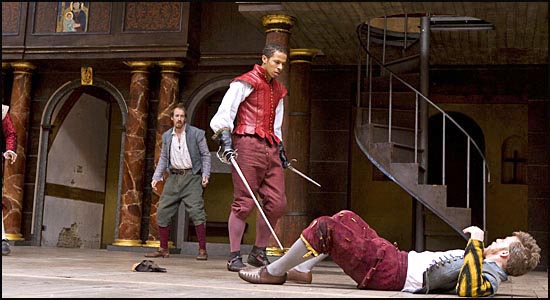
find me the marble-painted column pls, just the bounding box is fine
[3,61,35,241]
[262,15,296,141]
[113,61,153,247]
[281,49,318,248]
[262,14,295,140]
[1,63,10,104]
[146,60,184,248]
[261,14,295,255]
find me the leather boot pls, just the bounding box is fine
[227,252,247,272]
[196,248,208,260]
[247,246,270,267]
[144,247,169,258]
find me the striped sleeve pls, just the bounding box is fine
[456,239,493,297]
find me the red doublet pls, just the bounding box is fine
[2,113,17,153]
[233,64,287,145]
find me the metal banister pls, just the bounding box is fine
[356,22,490,231]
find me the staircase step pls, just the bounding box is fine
[368,142,392,170]
[371,123,417,146]
[367,107,418,129]
[390,162,420,189]
[360,91,418,110]
[364,73,420,92]
[354,110,472,241]
[442,207,471,232]
[415,184,447,211]
[381,54,420,76]
[392,142,423,163]
[367,25,421,40]
[367,141,422,165]
[417,186,471,237]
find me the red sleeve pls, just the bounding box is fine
[3,113,17,152]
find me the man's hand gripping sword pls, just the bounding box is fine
[216,147,284,250]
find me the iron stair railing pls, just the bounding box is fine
[355,20,491,236]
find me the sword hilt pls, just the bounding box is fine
[216,146,237,165]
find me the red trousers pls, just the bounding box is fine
[301,210,408,290]
[230,135,286,223]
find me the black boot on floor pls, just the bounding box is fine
[247,246,270,267]
[227,251,247,272]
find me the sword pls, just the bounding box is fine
[286,159,322,188]
[218,148,284,250]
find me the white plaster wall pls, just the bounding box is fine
[41,196,103,249]
[47,94,109,192]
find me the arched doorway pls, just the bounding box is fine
[428,112,485,227]
[174,76,250,249]
[32,79,127,248]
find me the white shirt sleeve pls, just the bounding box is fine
[210,81,253,133]
[273,98,284,142]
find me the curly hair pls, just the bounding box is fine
[504,231,541,276]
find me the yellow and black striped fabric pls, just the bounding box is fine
[456,239,493,297]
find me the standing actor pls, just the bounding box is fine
[210,43,291,271]
[145,103,211,260]
[2,105,18,256]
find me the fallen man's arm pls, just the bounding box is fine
[456,239,495,297]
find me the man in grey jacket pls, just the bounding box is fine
[145,103,211,260]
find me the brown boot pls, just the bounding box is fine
[196,249,208,261]
[144,248,169,258]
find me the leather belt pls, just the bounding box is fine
[170,168,192,175]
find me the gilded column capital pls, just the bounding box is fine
[158,60,185,74]
[290,49,320,64]
[11,61,36,74]
[2,62,12,70]
[124,61,154,73]
[262,14,296,34]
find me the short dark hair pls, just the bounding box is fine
[170,103,187,118]
[262,43,287,58]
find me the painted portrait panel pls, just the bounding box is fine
[56,2,89,33]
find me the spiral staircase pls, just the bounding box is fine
[354,15,491,247]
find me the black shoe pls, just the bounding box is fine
[2,239,11,256]
[227,255,247,272]
[247,246,270,267]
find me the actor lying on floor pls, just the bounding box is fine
[238,210,541,297]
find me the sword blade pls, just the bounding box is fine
[230,157,284,250]
[287,166,322,188]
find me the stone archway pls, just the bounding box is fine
[32,78,127,247]
[176,76,236,249]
